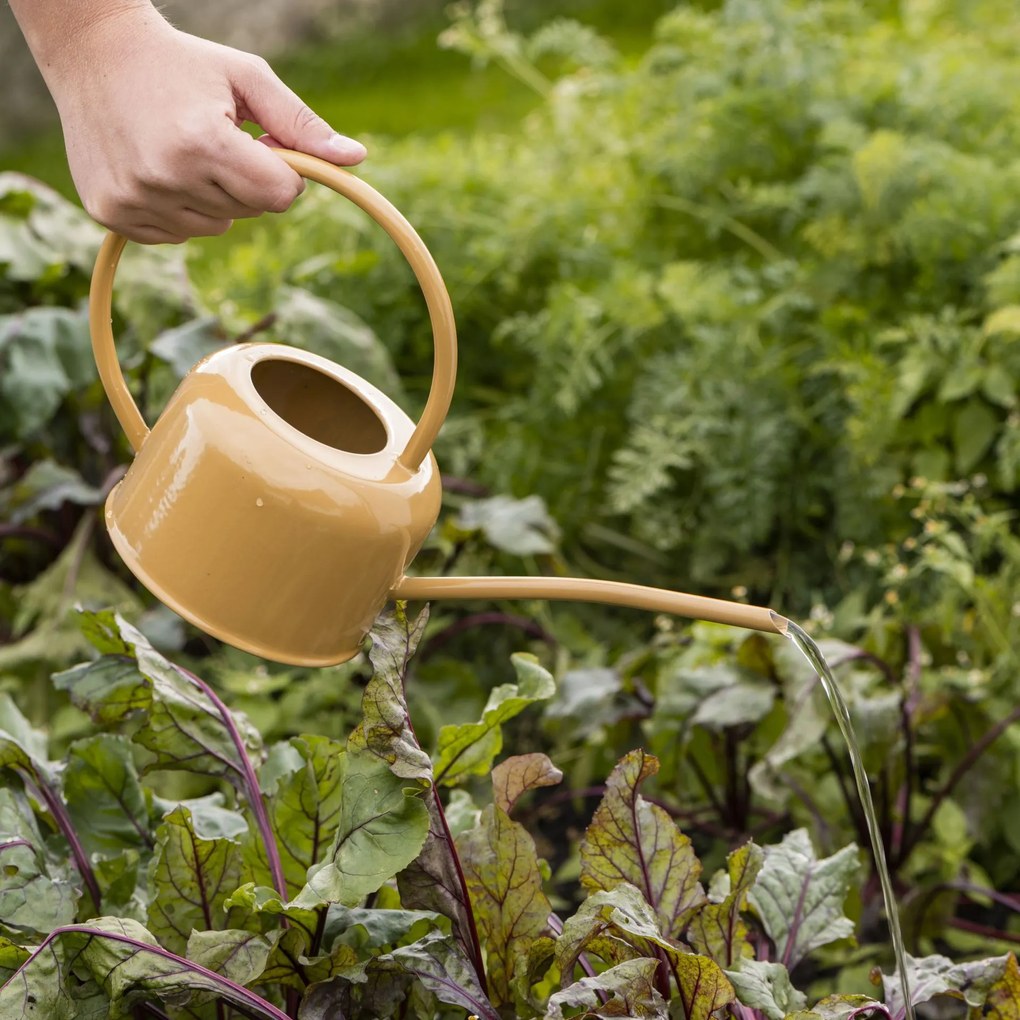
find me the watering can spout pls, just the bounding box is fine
[391,575,788,636]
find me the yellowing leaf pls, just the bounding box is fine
[456,803,551,1006]
[688,841,764,967]
[493,753,563,814]
[987,953,1020,1020]
[580,749,705,938]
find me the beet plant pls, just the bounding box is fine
[0,606,1015,1019]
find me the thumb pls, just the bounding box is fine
[235,57,367,165]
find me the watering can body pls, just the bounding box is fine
[90,151,456,665]
[103,341,441,665]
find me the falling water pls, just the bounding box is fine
[771,612,914,1020]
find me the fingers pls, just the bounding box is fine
[214,130,306,212]
[120,207,233,244]
[233,55,367,166]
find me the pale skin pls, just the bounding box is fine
[10,0,367,244]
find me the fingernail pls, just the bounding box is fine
[327,133,367,162]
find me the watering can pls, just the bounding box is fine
[89,150,786,666]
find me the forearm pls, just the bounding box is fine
[10,0,160,88]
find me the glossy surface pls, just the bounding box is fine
[90,152,454,665]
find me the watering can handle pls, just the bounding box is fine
[89,149,457,472]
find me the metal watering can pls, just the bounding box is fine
[90,150,786,666]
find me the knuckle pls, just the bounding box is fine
[264,177,302,214]
[292,103,324,135]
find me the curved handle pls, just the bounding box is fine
[89,149,457,470]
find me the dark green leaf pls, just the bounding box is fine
[5,460,103,525]
[63,735,151,857]
[580,750,705,938]
[147,805,244,955]
[376,931,499,1020]
[243,734,344,896]
[186,928,279,986]
[148,317,226,377]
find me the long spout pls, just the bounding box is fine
[391,575,788,635]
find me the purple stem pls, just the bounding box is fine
[6,925,291,1019]
[899,702,1020,862]
[173,666,288,903]
[0,838,33,855]
[29,773,101,914]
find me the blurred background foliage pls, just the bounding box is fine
[3,0,1020,994]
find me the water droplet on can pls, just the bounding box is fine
[255,498,264,508]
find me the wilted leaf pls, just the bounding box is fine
[688,841,764,966]
[882,952,1010,1014]
[376,931,500,1020]
[433,654,555,786]
[243,734,344,896]
[63,735,151,857]
[580,749,705,938]
[545,957,667,1019]
[456,802,551,1005]
[493,752,562,814]
[293,750,429,909]
[457,494,560,556]
[147,805,244,955]
[349,605,433,782]
[748,829,859,969]
[724,959,806,1020]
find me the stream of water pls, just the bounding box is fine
[771,612,914,1020]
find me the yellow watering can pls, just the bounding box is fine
[90,151,786,666]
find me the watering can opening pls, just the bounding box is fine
[250,357,389,456]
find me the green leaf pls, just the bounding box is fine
[60,613,262,788]
[0,692,49,765]
[5,460,103,525]
[148,317,227,377]
[545,957,667,1019]
[580,749,706,938]
[325,905,442,954]
[723,959,806,1020]
[492,752,562,814]
[243,734,344,896]
[271,286,405,400]
[186,928,280,986]
[787,994,890,1020]
[63,735,151,857]
[292,749,429,909]
[672,952,736,1020]
[456,802,551,1006]
[556,883,679,977]
[748,829,859,969]
[882,952,1010,1013]
[376,931,500,1020]
[688,841,764,967]
[457,494,561,556]
[0,788,79,937]
[0,937,30,985]
[433,653,555,786]
[349,605,434,782]
[953,398,999,474]
[0,306,93,438]
[147,804,244,955]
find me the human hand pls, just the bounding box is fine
[42,5,366,243]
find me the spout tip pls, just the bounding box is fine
[769,610,790,636]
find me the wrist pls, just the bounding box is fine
[11,0,164,90]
